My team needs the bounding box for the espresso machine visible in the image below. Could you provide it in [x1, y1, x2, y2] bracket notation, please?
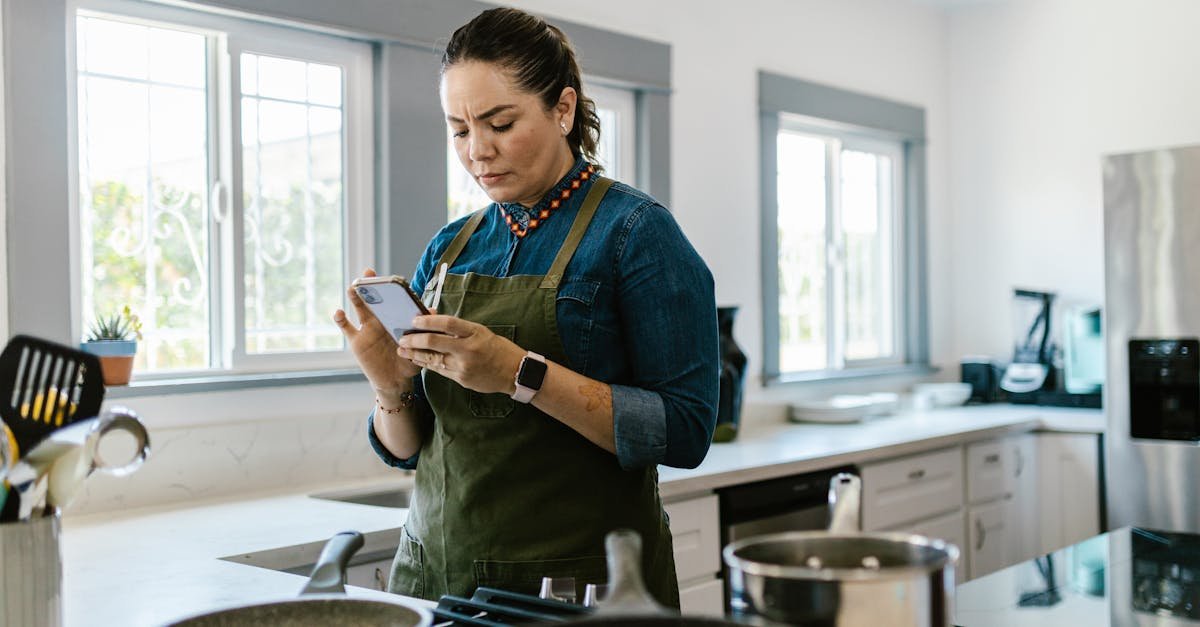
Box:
[1000, 288, 1055, 401]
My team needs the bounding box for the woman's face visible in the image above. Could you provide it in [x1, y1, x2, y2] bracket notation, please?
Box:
[441, 61, 576, 208]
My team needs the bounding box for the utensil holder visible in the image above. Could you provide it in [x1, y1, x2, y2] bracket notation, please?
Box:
[0, 512, 62, 626]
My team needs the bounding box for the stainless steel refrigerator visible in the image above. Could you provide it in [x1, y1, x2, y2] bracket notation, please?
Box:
[1105, 144, 1200, 532]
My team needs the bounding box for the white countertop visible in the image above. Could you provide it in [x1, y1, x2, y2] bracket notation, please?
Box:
[60, 404, 1103, 626]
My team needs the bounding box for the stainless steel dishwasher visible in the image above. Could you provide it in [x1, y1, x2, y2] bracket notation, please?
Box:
[716, 465, 858, 606]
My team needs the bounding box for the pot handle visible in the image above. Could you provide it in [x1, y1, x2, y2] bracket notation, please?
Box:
[595, 529, 671, 617]
[827, 473, 862, 533]
[300, 531, 364, 595]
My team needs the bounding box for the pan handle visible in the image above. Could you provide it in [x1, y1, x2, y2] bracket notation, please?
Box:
[300, 531, 365, 595]
[827, 473, 862, 533]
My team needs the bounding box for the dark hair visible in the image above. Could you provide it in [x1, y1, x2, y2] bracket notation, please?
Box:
[442, 7, 602, 167]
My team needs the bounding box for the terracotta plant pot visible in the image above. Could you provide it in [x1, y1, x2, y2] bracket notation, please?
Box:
[80, 340, 138, 386]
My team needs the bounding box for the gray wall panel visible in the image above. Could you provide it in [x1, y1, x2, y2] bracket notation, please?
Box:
[760, 71, 924, 138]
[378, 42, 449, 277]
[5, 0, 72, 342]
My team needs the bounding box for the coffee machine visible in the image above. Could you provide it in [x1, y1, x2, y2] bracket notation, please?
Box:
[1000, 289, 1055, 400]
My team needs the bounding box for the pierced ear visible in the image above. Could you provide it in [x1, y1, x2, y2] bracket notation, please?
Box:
[557, 86, 577, 134]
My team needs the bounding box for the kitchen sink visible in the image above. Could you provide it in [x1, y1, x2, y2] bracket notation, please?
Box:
[309, 485, 413, 508]
[222, 528, 403, 591]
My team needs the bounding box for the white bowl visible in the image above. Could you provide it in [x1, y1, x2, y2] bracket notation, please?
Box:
[912, 382, 972, 407]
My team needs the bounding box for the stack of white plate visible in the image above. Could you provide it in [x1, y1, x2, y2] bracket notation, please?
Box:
[788, 393, 899, 424]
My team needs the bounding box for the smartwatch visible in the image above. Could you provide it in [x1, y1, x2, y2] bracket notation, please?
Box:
[511, 351, 547, 403]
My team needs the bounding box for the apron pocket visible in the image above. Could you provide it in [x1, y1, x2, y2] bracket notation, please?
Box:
[473, 555, 608, 599]
[387, 525, 426, 599]
[469, 325, 517, 418]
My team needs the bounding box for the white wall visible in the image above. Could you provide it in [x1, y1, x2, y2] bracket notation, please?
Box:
[510, 0, 953, 406]
[946, 0, 1200, 361]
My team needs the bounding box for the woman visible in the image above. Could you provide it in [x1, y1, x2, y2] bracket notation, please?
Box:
[333, 7, 718, 607]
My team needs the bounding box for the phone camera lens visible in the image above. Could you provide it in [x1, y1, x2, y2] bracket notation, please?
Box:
[357, 286, 382, 304]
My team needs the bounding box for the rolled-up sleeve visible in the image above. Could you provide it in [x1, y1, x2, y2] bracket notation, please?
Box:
[611, 203, 719, 470]
[367, 407, 421, 469]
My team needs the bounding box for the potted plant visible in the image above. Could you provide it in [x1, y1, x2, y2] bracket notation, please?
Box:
[82, 305, 143, 386]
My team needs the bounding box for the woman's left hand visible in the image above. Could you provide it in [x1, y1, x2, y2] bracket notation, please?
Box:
[396, 315, 526, 395]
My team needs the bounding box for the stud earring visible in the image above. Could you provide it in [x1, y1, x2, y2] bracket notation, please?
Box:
[560, 122, 568, 134]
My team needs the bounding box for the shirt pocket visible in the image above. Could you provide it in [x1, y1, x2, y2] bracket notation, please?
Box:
[554, 279, 601, 373]
[468, 324, 516, 418]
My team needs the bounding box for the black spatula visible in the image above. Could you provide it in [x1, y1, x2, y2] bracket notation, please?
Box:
[0, 335, 106, 457]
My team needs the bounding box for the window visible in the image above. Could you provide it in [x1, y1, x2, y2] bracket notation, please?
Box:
[74, 6, 373, 375]
[760, 71, 928, 382]
[776, 126, 903, 373]
[447, 81, 638, 221]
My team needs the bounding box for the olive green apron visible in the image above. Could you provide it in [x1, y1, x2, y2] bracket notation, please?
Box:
[388, 177, 679, 607]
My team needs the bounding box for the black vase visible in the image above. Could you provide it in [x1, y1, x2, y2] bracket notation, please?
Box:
[714, 306, 748, 442]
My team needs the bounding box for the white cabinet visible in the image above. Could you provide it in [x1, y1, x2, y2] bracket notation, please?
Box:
[1036, 432, 1101, 555]
[663, 493, 722, 616]
[967, 498, 1015, 579]
[861, 447, 963, 531]
[883, 508, 968, 583]
[964, 433, 1038, 580]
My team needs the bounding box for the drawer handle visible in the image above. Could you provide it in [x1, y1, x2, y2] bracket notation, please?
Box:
[908, 468, 926, 481]
[975, 516, 986, 551]
[984, 453, 1001, 464]
[375, 567, 387, 591]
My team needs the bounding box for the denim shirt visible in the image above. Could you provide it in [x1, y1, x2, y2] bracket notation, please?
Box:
[368, 159, 719, 470]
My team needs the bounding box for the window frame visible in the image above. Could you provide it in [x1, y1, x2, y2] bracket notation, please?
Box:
[760, 72, 931, 385]
[68, 0, 375, 377]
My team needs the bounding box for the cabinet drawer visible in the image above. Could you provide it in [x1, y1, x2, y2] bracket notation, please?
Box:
[884, 509, 967, 584]
[966, 439, 1008, 504]
[678, 577, 724, 616]
[862, 447, 963, 531]
[664, 494, 720, 583]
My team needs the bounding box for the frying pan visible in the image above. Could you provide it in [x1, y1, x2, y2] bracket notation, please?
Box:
[166, 531, 432, 627]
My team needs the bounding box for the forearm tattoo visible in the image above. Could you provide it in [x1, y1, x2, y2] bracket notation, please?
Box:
[578, 382, 612, 412]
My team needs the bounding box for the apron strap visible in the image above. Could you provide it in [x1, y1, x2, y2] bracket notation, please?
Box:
[435, 208, 488, 270]
[540, 177, 613, 289]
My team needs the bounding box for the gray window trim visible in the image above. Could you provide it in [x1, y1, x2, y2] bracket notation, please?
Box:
[759, 71, 930, 385]
[4, 0, 670, 392]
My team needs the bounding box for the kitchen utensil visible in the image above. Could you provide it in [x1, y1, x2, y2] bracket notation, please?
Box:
[0, 335, 105, 456]
[4, 406, 150, 518]
[723, 472, 959, 626]
[168, 530, 432, 626]
[44, 407, 150, 508]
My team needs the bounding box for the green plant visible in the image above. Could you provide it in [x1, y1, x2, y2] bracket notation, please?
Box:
[87, 305, 143, 342]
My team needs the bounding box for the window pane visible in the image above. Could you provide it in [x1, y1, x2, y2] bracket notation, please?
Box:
[77, 16, 211, 372]
[594, 106, 619, 177]
[841, 149, 895, 361]
[447, 142, 493, 222]
[240, 53, 345, 354]
[777, 132, 827, 372]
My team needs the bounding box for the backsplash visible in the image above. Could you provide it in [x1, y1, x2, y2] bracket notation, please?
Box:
[65, 382, 397, 516]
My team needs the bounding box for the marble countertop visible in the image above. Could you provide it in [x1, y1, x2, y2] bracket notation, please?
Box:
[61, 403, 1103, 626]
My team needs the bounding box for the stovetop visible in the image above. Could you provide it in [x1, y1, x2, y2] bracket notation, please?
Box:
[431, 587, 594, 626]
[956, 526, 1200, 626]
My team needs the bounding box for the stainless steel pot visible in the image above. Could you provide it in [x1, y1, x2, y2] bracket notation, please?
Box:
[167, 531, 432, 627]
[722, 474, 959, 626]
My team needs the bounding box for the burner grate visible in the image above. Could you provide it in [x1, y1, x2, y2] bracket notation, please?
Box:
[432, 587, 594, 626]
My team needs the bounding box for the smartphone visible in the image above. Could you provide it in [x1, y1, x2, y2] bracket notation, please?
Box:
[350, 275, 432, 340]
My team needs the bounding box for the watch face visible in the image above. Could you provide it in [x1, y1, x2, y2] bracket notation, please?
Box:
[518, 356, 548, 390]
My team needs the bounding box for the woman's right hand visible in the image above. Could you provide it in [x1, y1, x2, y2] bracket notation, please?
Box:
[333, 268, 422, 396]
